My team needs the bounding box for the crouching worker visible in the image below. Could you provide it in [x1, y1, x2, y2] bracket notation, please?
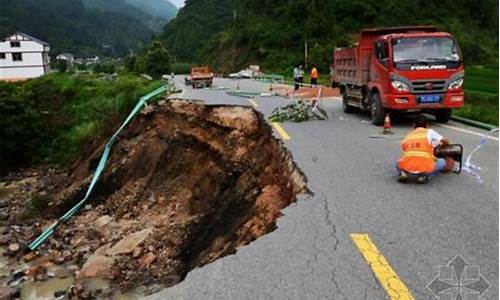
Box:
[397, 115, 452, 183]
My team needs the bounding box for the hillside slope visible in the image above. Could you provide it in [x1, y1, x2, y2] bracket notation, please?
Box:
[125, 0, 178, 20]
[83, 0, 177, 31]
[0, 0, 153, 57]
[159, 0, 498, 72]
[83, 0, 146, 18]
[159, 0, 233, 62]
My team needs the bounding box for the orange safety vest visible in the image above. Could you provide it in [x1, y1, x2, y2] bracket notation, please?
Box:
[311, 67, 318, 79]
[397, 128, 436, 173]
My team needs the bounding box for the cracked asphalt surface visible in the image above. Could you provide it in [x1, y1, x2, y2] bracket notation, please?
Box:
[146, 77, 498, 300]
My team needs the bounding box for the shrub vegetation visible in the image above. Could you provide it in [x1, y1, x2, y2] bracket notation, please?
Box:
[0, 73, 163, 172]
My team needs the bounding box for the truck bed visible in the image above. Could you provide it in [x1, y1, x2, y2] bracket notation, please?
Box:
[333, 45, 374, 87]
[333, 47, 358, 85]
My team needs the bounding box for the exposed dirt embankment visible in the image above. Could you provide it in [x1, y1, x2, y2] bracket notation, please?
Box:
[1, 99, 308, 296]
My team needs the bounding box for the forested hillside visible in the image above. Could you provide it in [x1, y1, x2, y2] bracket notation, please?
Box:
[83, 0, 178, 31]
[159, 0, 499, 72]
[0, 0, 154, 57]
[124, 0, 178, 20]
[160, 0, 233, 62]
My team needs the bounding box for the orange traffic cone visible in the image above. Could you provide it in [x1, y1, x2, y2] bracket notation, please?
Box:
[382, 114, 394, 134]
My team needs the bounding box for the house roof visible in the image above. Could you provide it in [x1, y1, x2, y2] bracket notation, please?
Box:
[2, 32, 49, 46]
[57, 53, 75, 58]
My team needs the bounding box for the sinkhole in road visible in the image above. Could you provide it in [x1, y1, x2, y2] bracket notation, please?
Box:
[25, 99, 309, 294]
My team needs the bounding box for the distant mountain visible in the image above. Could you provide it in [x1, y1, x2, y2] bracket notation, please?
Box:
[124, 0, 178, 20]
[82, 0, 149, 20]
[82, 0, 178, 31]
[0, 0, 153, 57]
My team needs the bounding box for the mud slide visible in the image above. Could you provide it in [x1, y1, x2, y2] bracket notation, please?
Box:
[2, 99, 308, 297]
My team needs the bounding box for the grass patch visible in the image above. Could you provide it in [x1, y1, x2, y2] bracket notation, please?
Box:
[455, 65, 499, 125]
[454, 90, 498, 125]
[464, 65, 498, 94]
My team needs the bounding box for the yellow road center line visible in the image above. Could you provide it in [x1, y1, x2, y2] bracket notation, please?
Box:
[248, 98, 258, 107]
[350, 233, 414, 300]
[272, 122, 291, 140]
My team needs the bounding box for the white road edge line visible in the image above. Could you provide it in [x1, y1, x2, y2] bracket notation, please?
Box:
[247, 98, 258, 107]
[436, 123, 499, 141]
[177, 83, 186, 98]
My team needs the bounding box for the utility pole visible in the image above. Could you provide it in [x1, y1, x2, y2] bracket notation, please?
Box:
[304, 39, 308, 71]
[232, 0, 237, 71]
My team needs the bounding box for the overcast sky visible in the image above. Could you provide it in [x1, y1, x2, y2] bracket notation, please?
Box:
[169, 0, 185, 8]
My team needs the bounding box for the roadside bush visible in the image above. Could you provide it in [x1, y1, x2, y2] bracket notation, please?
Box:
[52, 59, 69, 73]
[124, 55, 137, 72]
[94, 63, 116, 74]
[0, 73, 163, 173]
[76, 63, 87, 71]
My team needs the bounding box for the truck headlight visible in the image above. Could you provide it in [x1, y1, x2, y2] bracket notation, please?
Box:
[448, 78, 463, 90]
[391, 80, 409, 92]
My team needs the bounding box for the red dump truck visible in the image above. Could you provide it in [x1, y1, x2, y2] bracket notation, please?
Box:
[185, 66, 214, 88]
[331, 26, 465, 125]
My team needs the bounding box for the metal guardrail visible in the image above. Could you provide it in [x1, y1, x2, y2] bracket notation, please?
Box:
[253, 74, 285, 83]
[450, 115, 497, 131]
[29, 84, 169, 250]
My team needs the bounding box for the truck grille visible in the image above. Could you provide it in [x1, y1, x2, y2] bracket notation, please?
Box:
[411, 80, 447, 94]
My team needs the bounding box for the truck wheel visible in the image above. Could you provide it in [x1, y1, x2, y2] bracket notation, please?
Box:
[370, 92, 386, 126]
[342, 89, 356, 113]
[434, 109, 452, 123]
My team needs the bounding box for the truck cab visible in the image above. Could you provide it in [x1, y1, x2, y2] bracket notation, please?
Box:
[332, 26, 465, 125]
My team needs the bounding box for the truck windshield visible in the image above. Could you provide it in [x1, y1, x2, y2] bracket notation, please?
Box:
[392, 37, 461, 69]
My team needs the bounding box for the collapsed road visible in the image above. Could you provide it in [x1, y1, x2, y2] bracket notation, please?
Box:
[0, 99, 308, 298]
[145, 77, 498, 300]
[0, 76, 498, 299]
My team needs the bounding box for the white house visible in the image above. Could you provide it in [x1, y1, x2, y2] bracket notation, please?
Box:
[0, 32, 50, 81]
[56, 53, 75, 65]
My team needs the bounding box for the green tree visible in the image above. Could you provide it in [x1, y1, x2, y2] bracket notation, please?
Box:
[53, 59, 68, 73]
[94, 64, 116, 74]
[144, 41, 171, 78]
[124, 54, 137, 72]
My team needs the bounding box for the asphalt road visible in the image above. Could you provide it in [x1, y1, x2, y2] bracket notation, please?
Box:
[147, 77, 499, 300]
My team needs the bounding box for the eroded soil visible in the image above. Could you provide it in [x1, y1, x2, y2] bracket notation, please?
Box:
[0, 99, 308, 298]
